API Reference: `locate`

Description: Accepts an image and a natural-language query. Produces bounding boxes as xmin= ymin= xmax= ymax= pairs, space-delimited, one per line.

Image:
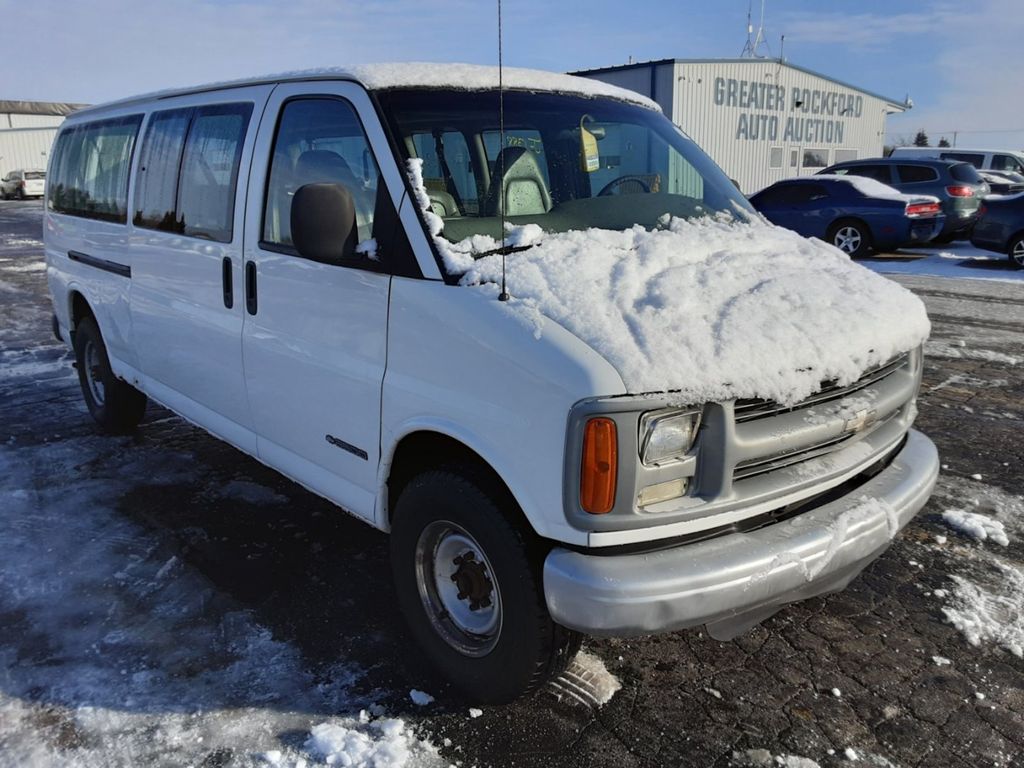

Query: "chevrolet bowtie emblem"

xmin=844 ymin=408 xmax=878 ymax=433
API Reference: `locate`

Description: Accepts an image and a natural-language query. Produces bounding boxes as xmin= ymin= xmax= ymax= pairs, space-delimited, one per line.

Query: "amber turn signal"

xmin=580 ymin=417 xmax=617 ymax=514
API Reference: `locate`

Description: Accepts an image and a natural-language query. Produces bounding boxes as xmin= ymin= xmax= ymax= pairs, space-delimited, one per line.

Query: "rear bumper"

xmin=543 ymin=429 xmax=938 ymax=639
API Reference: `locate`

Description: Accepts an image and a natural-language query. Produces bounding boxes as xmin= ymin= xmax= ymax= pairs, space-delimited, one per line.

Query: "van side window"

xmin=178 ymin=104 xmax=252 ymax=241
xmin=133 ymin=102 xmax=253 ymax=242
xmin=940 ymin=152 xmax=985 ymax=168
xmin=992 ymin=154 xmax=1024 ymax=173
xmin=262 ymin=98 xmax=382 ymax=251
xmin=134 ymin=109 xmax=191 ymax=231
xmin=48 ymin=115 xmax=143 ymax=223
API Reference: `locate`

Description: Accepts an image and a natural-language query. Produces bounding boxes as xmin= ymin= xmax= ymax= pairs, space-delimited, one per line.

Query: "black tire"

xmin=390 ymin=468 xmax=581 ymax=703
xmin=73 ymin=316 xmax=147 ymax=433
xmin=932 ymin=231 xmax=956 ymax=245
xmin=827 ymin=218 xmax=873 ymax=258
xmin=1009 ymin=234 xmax=1024 ymax=269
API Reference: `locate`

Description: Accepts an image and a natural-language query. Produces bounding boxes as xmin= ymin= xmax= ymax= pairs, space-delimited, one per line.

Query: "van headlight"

xmin=639 ymin=408 xmax=701 ymax=466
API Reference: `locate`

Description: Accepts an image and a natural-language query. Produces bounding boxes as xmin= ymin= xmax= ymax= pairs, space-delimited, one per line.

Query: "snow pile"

xmin=408 ymin=689 xmax=434 ymax=706
xmin=306 ymin=718 xmax=435 ymax=767
xmin=408 ymin=166 xmax=929 ymax=403
xmin=941 ymin=509 xmax=1009 ymax=546
xmin=943 ymin=563 xmax=1024 ymax=657
xmin=816 ymin=174 xmax=938 ymax=204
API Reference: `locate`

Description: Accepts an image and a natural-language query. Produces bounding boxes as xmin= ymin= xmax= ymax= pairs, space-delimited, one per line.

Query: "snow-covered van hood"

xmin=413 ymin=181 xmax=930 ymax=406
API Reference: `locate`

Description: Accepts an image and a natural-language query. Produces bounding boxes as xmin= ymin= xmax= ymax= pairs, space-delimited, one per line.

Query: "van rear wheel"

xmin=73 ymin=317 xmax=147 ymax=433
xmin=390 ymin=468 xmax=581 ymax=703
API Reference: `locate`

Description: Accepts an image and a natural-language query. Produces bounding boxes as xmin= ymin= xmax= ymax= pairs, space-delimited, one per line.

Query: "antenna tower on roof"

xmin=740 ymin=0 xmax=771 ymax=59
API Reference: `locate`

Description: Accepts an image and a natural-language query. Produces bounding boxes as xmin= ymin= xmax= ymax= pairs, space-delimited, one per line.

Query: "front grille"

xmin=733 ymin=353 xmax=910 ymax=424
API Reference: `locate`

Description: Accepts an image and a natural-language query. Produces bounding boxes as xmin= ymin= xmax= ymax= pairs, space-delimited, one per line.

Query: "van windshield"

xmin=377 ymin=89 xmax=753 ymax=249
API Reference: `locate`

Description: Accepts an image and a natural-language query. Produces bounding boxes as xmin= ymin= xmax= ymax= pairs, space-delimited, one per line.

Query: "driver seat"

xmin=484 ymin=146 xmax=552 ymax=217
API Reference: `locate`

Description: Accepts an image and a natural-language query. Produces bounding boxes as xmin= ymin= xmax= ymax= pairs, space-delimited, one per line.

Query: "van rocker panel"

xmin=543 ymin=429 xmax=938 ymax=638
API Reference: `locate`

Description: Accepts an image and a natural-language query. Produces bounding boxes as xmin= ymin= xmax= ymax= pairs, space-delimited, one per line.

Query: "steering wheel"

xmin=597 ymin=175 xmax=652 ymax=197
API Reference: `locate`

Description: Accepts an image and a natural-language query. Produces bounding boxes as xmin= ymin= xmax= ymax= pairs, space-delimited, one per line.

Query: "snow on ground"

xmin=860 ymin=242 xmax=1024 ymax=283
xmin=925 ymin=340 xmax=1020 ymax=366
xmin=0 ymin=437 xmax=444 ymax=767
xmin=942 ymin=563 xmax=1024 ymax=658
xmin=929 ymin=475 xmax=1024 ymax=659
xmin=941 ymin=509 xmax=1010 ymax=546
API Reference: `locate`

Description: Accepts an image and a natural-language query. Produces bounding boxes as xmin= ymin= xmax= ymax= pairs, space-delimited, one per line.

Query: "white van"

xmin=46 ymin=64 xmax=938 ymax=702
xmin=890 ymin=146 xmax=1024 ymax=174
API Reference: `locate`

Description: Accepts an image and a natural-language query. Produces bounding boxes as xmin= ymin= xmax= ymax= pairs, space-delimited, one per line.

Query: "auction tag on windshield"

xmin=580 ymin=122 xmax=600 ymax=173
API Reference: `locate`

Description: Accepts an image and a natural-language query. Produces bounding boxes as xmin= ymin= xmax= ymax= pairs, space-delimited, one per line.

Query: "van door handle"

xmin=222 ymin=257 xmax=233 ymax=309
xmin=245 ymin=261 xmax=257 ymax=315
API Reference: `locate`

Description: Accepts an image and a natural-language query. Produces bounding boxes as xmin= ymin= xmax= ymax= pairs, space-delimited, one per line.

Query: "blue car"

xmin=749 ymin=176 xmax=946 ymax=257
xmin=970 ymin=192 xmax=1024 ymax=268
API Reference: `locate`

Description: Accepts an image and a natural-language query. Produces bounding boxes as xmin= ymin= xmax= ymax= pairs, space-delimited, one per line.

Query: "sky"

xmin=2 ymin=0 xmax=1021 ymax=149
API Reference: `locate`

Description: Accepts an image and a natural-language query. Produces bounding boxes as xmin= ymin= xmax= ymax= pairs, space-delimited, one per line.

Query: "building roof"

xmin=0 ymin=100 xmax=89 ymax=117
xmin=570 ymin=58 xmax=910 ymax=111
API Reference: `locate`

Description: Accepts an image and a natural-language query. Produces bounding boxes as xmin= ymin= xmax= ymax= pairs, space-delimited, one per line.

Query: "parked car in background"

xmin=820 ymin=158 xmax=986 ymax=242
xmin=970 ymin=193 xmax=1024 ymax=268
xmin=0 ymin=169 xmax=45 ymax=199
xmin=979 ymin=169 xmax=1024 ymax=196
xmin=750 ymin=176 xmax=944 ymax=257
xmin=890 ymin=146 xmax=1024 ymax=175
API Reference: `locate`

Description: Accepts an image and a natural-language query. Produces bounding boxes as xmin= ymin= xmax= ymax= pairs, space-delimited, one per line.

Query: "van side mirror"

xmin=291 ymin=182 xmax=357 ymax=265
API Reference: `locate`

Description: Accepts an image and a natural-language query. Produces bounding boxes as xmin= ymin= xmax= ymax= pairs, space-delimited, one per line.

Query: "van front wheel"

xmin=390 ymin=469 xmax=581 ymax=703
xmin=73 ymin=317 xmax=147 ymax=433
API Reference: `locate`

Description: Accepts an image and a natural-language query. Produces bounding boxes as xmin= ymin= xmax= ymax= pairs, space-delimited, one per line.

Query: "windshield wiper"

xmin=473 ymin=242 xmax=540 ymax=260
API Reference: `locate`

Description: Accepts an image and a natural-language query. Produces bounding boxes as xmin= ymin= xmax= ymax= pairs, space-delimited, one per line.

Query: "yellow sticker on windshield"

xmin=580 ymin=116 xmax=600 ymax=173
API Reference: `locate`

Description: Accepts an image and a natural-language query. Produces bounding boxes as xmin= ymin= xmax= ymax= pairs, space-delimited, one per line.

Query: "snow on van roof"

xmin=71 ymin=63 xmax=658 ymax=118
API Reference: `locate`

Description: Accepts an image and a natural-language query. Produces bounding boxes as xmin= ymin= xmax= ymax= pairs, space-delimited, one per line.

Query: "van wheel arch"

xmin=387 ymin=431 xmax=529 ymax=530
xmin=69 ymin=291 xmax=95 ymax=338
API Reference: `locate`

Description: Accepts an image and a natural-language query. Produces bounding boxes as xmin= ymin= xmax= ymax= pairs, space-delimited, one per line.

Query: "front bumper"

xmin=543 ymin=429 xmax=938 ymax=639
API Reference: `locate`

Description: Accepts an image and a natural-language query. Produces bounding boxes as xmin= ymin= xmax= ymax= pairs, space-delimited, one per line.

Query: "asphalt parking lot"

xmin=1 ymin=198 xmax=1022 ymax=768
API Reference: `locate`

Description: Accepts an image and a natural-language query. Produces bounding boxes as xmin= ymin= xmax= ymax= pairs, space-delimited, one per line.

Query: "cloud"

xmin=782 ymin=1 xmax=1024 ymax=149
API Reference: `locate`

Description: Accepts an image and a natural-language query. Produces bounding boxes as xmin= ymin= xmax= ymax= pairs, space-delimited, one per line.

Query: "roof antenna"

xmin=497 ymin=0 xmax=510 ymax=302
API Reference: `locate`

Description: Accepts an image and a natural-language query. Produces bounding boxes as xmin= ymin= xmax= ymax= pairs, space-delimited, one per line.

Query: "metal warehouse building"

xmin=574 ymin=59 xmax=910 ymax=194
xmin=0 ymin=101 xmax=85 ymax=180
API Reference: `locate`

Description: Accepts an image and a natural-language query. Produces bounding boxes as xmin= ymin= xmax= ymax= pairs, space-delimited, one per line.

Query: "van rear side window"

xmin=134 ymin=103 xmax=253 ymax=242
xmin=48 ymin=115 xmax=143 ymax=223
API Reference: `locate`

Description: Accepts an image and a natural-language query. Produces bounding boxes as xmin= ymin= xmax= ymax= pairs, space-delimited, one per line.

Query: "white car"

xmin=1 ymin=169 xmax=45 ymax=199
xmin=44 ymin=64 xmax=939 ymax=702
xmin=890 ymin=146 xmax=1024 ymax=175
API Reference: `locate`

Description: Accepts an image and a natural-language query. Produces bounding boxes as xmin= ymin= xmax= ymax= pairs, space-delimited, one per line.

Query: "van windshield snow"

xmin=377 ymin=89 xmax=754 ymax=247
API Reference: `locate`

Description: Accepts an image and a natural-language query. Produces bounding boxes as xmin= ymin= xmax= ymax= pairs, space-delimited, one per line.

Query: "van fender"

xmin=376 ymin=416 xmax=587 ymax=547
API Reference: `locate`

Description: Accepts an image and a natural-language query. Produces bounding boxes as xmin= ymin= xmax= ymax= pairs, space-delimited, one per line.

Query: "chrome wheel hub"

xmin=83 ymin=340 xmax=105 ymax=406
xmin=1012 ymin=239 xmax=1024 ymax=266
xmin=834 ymin=226 xmax=862 ymax=254
xmin=415 ymin=521 xmax=502 ymax=657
